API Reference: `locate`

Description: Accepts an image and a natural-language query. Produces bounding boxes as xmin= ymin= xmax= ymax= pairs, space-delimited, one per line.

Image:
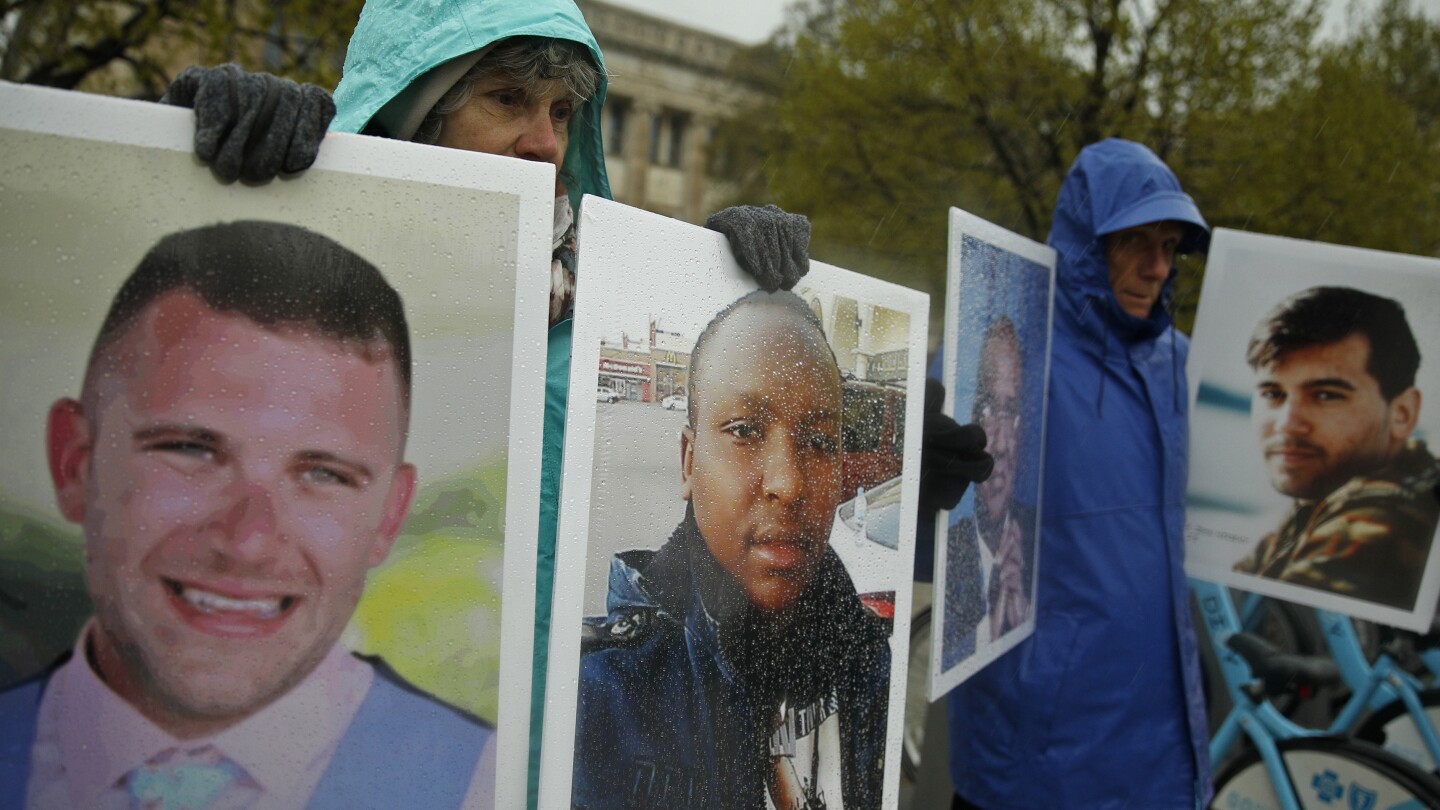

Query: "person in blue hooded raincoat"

xmin=948 ymin=138 xmax=1213 ymax=809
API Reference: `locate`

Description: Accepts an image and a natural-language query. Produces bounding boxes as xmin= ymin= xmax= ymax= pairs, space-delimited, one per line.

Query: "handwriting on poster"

xmin=1186 ymin=523 xmax=1250 ymax=547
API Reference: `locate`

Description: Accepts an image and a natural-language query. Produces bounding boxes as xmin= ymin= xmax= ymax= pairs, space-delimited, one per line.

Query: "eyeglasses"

xmin=977 ymin=397 xmax=1021 ymax=431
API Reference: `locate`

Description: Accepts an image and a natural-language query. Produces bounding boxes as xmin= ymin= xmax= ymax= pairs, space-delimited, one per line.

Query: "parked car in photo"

xmin=840 ymin=378 xmax=906 ymax=502
xmin=830 ymin=474 xmax=903 ymax=557
xmin=828 ymin=474 xmax=903 ymax=637
xmin=661 ymin=394 xmax=688 ymax=411
xmin=596 ymin=386 xmax=620 ymax=403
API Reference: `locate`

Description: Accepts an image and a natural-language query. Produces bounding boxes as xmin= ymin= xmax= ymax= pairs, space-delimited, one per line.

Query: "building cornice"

xmin=577 ymin=0 xmax=747 ymax=75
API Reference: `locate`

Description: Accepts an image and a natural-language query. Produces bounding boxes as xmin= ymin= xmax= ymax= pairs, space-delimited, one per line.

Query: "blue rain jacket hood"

xmin=331 ymin=0 xmax=612 ymax=214
xmin=1050 ymin=137 xmax=1208 ymax=344
xmin=948 ymin=139 xmax=1212 ymax=808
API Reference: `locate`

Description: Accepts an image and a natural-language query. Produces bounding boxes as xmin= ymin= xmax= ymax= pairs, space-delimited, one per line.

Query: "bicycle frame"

xmin=1196 ymin=579 xmax=1325 ymax=810
xmin=1320 ymin=610 xmax=1439 ymax=735
xmin=1236 ymin=590 xmax=1440 ymax=765
xmin=1421 ymin=647 xmax=1440 ymax=681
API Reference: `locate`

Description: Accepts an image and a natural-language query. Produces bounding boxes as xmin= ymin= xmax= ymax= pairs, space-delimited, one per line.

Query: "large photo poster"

xmin=540 ymin=197 xmax=928 ymax=810
xmin=930 ymin=208 xmax=1055 ymax=699
xmin=0 ymin=82 xmax=552 ymax=808
xmin=1185 ymin=228 xmax=1440 ymax=632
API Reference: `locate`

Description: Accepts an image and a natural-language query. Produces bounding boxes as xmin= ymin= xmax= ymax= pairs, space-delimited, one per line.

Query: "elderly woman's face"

xmin=436 ymin=75 xmax=574 ymax=194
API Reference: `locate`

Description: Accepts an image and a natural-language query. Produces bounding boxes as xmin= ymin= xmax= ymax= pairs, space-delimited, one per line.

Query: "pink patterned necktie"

xmin=125 ymin=745 xmax=246 ymax=810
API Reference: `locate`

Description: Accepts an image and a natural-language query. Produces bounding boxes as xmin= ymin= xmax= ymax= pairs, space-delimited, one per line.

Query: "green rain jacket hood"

xmin=331 ymin=0 xmax=613 ymax=213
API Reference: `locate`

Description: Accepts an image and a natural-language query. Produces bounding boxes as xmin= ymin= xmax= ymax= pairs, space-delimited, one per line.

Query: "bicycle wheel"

xmin=1211 ymin=736 xmax=1440 ymax=809
xmin=1355 ymin=686 xmax=1440 ymax=772
xmin=901 ymin=605 xmax=931 ymax=782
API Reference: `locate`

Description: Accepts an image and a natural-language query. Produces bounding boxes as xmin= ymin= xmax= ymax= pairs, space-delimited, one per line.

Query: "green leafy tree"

xmin=1180 ymin=0 xmax=1439 ymax=249
xmin=0 ymin=0 xmax=361 ymax=99
xmin=717 ymin=0 xmax=1438 ymax=334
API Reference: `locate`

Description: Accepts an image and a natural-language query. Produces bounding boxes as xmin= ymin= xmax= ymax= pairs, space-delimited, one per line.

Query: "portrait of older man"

xmin=0 ymin=221 xmax=493 ymax=810
xmin=943 ymin=316 xmax=1036 ymax=668
xmin=1234 ymin=285 xmax=1440 ymax=610
xmin=572 ymin=290 xmax=890 ymax=810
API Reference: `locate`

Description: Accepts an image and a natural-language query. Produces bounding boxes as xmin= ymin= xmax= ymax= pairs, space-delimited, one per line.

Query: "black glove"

xmin=705 ymin=204 xmax=810 ymax=292
xmin=920 ymin=378 xmax=993 ymax=513
xmin=162 ymin=64 xmax=335 ymax=183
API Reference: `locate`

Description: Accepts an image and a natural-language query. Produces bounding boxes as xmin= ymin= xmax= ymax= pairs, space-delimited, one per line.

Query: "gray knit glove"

xmin=705 ymin=204 xmax=811 ymax=292
xmin=162 ymin=64 xmax=335 ymax=183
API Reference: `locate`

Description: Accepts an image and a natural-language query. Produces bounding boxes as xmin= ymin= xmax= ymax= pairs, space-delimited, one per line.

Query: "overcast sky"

xmin=600 ymin=0 xmax=1439 ymax=44
xmin=598 ymin=0 xmax=789 ymax=44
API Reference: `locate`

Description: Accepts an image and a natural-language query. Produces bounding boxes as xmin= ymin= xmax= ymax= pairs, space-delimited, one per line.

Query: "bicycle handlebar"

xmin=1227 ymin=632 xmax=1341 ymax=696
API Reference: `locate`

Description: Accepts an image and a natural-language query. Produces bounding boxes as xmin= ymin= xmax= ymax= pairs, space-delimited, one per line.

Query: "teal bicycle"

xmin=1232 ymin=591 xmax=1440 ymax=773
xmin=1339 ymin=619 xmax=1440 ymax=772
xmin=1195 ymin=579 xmax=1440 ymax=809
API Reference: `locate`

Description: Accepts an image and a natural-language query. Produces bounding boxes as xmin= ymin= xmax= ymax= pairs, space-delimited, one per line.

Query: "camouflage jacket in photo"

xmin=1235 ymin=440 xmax=1440 ymax=610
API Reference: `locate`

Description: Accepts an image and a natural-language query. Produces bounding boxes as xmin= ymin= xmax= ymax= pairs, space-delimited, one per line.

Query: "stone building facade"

xmin=576 ymin=0 xmax=763 ymax=224
xmin=793 ymin=286 xmax=913 ymax=387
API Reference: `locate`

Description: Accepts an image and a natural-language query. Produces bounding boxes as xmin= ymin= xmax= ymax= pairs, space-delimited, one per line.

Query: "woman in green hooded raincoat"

xmin=331 ymin=8 xmax=611 ymax=803
xmin=157 ymin=3 xmax=990 ymax=805
xmin=325 ymin=4 xmax=816 ymax=807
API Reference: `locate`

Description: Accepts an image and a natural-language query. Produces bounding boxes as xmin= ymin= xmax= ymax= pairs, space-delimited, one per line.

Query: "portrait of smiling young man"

xmin=572 ymin=290 xmax=891 ymax=810
xmin=63 ymin=286 xmax=413 ymax=732
xmin=0 ymin=220 xmax=495 ymax=810
xmin=1234 ymin=285 xmax=1440 ymax=610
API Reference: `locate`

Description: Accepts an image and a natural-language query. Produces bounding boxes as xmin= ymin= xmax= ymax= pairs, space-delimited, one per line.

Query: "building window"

xmin=707 ymin=125 xmax=732 ymax=177
xmin=605 ymin=97 xmax=629 ymax=156
xmin=649 ymin=113 xmax=663 ymax=163
xmin=648 ymin=110 xmax=689 ymax=167
xmin=666 ymin=113 xmax=687 ymax=168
